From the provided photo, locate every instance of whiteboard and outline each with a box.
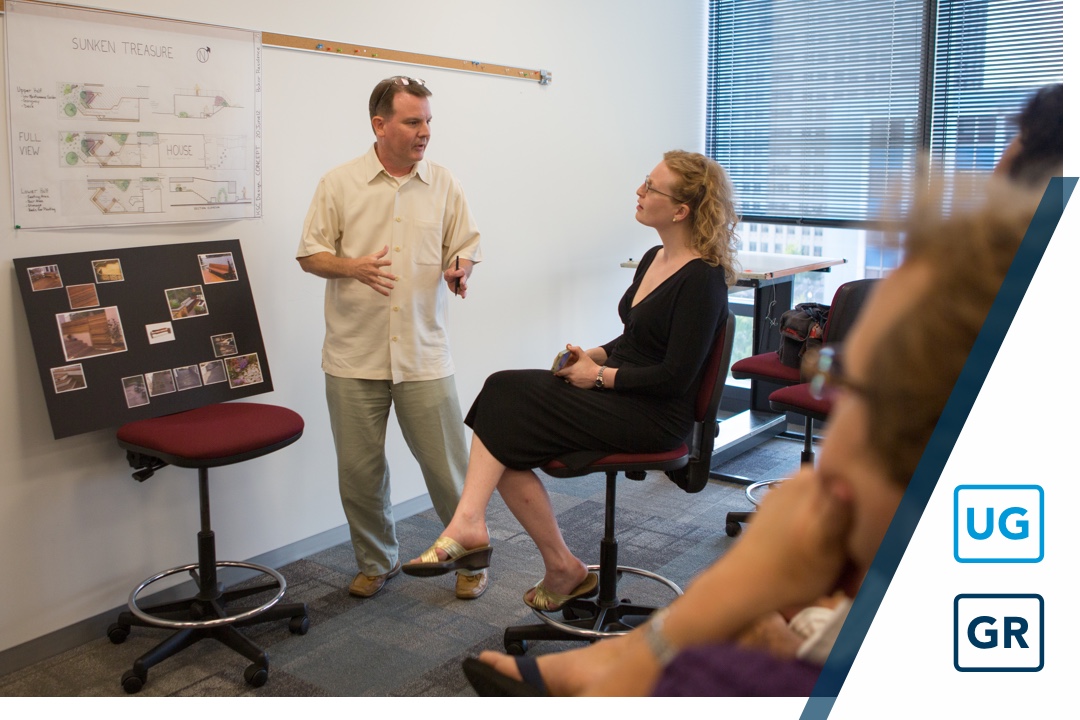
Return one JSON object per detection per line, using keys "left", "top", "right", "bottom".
{"left": 4, "top": 0, "right": 262, "bottom": 229}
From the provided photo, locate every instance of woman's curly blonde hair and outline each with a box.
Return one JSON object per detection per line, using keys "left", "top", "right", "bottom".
{"left": 663, "top": 150, "right": 740, "bottom": 286}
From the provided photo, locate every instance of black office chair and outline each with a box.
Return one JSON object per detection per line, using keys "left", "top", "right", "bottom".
{"left": 725, "top": 279, "right": 879, "bottom": 536}
{"left": 502, "top": 313, "right": 736, "bottom": 654}
{"left": 107, "top": 402, "right": 310, "bottom": 693}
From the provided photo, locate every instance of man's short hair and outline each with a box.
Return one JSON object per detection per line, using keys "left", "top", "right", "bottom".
{"left": 369, "top": 76, "right": 433, "bottom": 120}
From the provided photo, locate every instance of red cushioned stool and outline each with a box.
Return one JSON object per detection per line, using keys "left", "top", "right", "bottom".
{"left": 107, "top": 402, "right": 308, "bottom": 694}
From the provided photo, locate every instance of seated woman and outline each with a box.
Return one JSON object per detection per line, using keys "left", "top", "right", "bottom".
{"left": 461, "top": 180, "right": 1039, "bottom": 695}
{"left": 401, "top": 150, "right": 739, "bottom": 610}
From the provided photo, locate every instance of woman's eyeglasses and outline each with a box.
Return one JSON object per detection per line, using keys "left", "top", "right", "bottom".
{"left": 643, "top": 176, "right": 684, "bottom": 203}
{"left": 803, "top": 345, "right": 869, "bottom": 400}
{"left": 375, "top": 76, "right": 426, "bottom": 113}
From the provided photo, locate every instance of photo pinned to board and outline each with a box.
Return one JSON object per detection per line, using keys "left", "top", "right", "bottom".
{"left": 225, "top": 352, "right": 263, "bottom": 389}
{"left": 173, "top": 364, "right": 202, "bottom": 391}
{"left": 145, "top": 369, "right": 177, "bottom": 397}
{"left": 27, "top": 265, "right": 63, "bottom": 291}
{"left": 51, "top": 363, "right": 86, "bottom": 393}
{"left": 165, "top": 285, "right": 209, "bottom": 320}
{"left": 211, "top": 332, "right": 237, "bottom": 357}
{"left": 66, "top": 283, "right": 100, "bottom": 310}
{"left": 146, "top": 321, "right": 176, "bottom": 344}
{"left": 122, "top": 375, "right": 150, "bottom": 408}
{"left": 200, "top": 359, "right": 227, "bottom": 385}
{"left": 92, "top": 258, "right": 124, "bottom": 283}
{"left": 56, "top": 306, "right": 127, "bottom": 362}
{"left": 198, "top": 252, "right": 239, "bottom": 283}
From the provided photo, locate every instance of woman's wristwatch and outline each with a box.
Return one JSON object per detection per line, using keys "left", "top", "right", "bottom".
{"left": 594, "top": 365, "right": 606, "bottom": 389}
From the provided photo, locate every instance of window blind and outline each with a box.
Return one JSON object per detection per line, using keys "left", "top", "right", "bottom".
{"left": 930, "top": 0, "right": 1063, "bottom": 174}
{"left": 707, "top": 0, "right": 1063, "bottom": 227}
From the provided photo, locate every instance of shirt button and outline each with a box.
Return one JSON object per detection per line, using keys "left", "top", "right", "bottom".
{"left": 392, "top": 306, "right": 400, "bottom": 312}
{"left": 395, "top": 217, "right": 402, "bottom": 222}
{"left": 394, "top": 246, "right": 402, "bottom": 252}
{"left": 391, "top": 336, "right": 398, "bottom": 342}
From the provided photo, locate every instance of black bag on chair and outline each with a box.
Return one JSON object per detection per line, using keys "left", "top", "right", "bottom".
{"left": 776, "top": 302, "right": 829, "bottom": 369}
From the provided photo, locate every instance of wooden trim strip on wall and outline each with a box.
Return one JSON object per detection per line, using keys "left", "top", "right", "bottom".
{"left": 0, "top": 0, "right": 552, "bottom": 84}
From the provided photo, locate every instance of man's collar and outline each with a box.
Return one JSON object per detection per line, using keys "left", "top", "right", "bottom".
{"left": 363, "top": 144, "right": 430, "bottom": 184}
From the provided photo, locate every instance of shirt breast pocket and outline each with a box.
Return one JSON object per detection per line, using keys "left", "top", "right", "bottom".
{"left": 412, "top": 219, "right": 444, "bottom": 265}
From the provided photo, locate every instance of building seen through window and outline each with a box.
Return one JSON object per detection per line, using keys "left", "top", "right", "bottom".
{"left": 709, "top": 0, "right": 1061, "bottom": 378}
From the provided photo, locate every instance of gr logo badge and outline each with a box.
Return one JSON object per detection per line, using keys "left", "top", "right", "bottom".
{"left": 954, "top": 594, "right": 1043, "bottom": 672}
{"left": 954, "top": 485, "right": 1043, "bottom": 563}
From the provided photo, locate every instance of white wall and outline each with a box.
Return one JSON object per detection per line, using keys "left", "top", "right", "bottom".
{"left": 0, "top": 0, "right": 707, "bottom": 655}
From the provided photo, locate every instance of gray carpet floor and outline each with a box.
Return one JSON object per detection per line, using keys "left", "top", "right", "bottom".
{"left": 0, "top": 438, "right": 802, "bottom": 697}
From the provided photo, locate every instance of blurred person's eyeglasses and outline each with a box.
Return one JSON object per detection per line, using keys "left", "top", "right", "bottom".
{"left": 803, "top": 345, "right": 870, "bottom": 400}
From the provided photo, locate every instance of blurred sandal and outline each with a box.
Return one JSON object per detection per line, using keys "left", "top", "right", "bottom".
{"left": 462, "top": 656, "right": 548, "bottom": 696}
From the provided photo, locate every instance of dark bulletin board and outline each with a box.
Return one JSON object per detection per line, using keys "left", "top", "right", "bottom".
{"left": 13, "top": 239, "right": 273, "bottom": 439}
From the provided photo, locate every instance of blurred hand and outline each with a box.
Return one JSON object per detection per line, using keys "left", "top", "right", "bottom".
{"left": 725, "top": 468, "right": 854, "bottom": 610}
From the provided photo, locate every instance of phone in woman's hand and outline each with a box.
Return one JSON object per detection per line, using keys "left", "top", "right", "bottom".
{"left": 551, "top": 348, "right": 574, "bottom": 373}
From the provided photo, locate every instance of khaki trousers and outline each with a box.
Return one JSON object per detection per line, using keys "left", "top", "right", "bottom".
{"left": 325, "top": 374, "right": 468, "bottom": 576}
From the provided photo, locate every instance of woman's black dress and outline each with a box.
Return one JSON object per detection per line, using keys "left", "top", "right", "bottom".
{"left": 465, "top": 245, "right": 730, "bottom": 470}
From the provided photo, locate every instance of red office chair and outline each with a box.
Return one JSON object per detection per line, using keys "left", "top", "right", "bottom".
{"left": 502, "top": 314, "right": 735, "bottom": 654}
{"left": 730, "top": 279, "right": 878, "bottom": 465}
{"left": 724, "top": 279, "right": 878, "bottom": 536}
{"left": 107, "top": 402, "right": 309, "bottom": 693}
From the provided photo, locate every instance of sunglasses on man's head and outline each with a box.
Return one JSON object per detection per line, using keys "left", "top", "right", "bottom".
{"left": 375, "top": 76, "right": 426, "bottom": 113}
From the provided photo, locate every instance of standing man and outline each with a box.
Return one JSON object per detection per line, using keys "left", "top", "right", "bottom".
{"left": 297, "top": 76, "right": 486, "bottom": 600}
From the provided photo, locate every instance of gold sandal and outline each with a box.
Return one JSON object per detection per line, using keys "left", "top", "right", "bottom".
{"left": 401, "top": 536, "right": 492, "bottom": 577}
{"left": 523, "top": 572, "right": 599, "bottom": 611}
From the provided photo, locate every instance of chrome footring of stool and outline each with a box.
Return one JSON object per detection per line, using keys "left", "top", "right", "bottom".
{"left": 127, "top": 560, "right": 287, "bottom": 629}
{"left": 529, "top": 564, "right": 683, "bottom": 640}
{"left": 745, "top": 479, "right": 784, "bottom": 507}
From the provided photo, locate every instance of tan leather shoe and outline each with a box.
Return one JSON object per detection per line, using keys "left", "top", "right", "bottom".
{"left": 349, "top": 561, "right": 401, "bottom": 598}
{"left": 455, "top": 569, "right": 489, "bottom": 600}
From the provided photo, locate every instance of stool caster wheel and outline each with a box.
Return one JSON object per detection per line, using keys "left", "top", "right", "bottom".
{"left": 107, "top": 623, "right": 129, "bottom": 645}
{"left": 504, "top": 639, "right": 528, "bottom": 656}
{"left": 725, "top": 521, "right": 742, "bottom": 537}
{"left": 121, "top": 669, "right": 145, "bottom": 694}
{"left": 289, "top": 615, "right": 310, "bottom": 635}
{"left": 244, "top": 664, "right": 268, "bottom": 688}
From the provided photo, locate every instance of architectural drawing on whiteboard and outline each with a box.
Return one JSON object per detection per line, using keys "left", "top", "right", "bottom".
{"left": 170, "top": 177, "right": 251, "bottom": 207}
{"left": 59, "top": 83, "right": 148, "bottom": 122}
{"left": 8, "top": 2, "right": 261, "bottom": 228}
{"left": 78, "top": 177, "right": 166, "bottom": 215}
{"left": 169, "top": 87, "right": 240, "bottom": 119}
{"left": 59, "top": 83, "right": 243, "bottom": 122}
{"left": 60, "top": 131, "right": 247, "bottom": 170}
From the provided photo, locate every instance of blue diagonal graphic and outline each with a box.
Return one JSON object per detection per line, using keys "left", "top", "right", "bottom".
{"left": 801, "top": 177, "right": 1077, "bottom": 720}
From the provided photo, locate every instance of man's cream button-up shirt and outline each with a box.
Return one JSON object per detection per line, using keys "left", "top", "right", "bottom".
{"left": 297, "top": 145, "right": 482, "bottom": 384}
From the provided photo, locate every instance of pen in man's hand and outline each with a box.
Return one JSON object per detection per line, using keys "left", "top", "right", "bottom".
{"left": 454, "top": 255, "right": 460, "bottom": 296}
